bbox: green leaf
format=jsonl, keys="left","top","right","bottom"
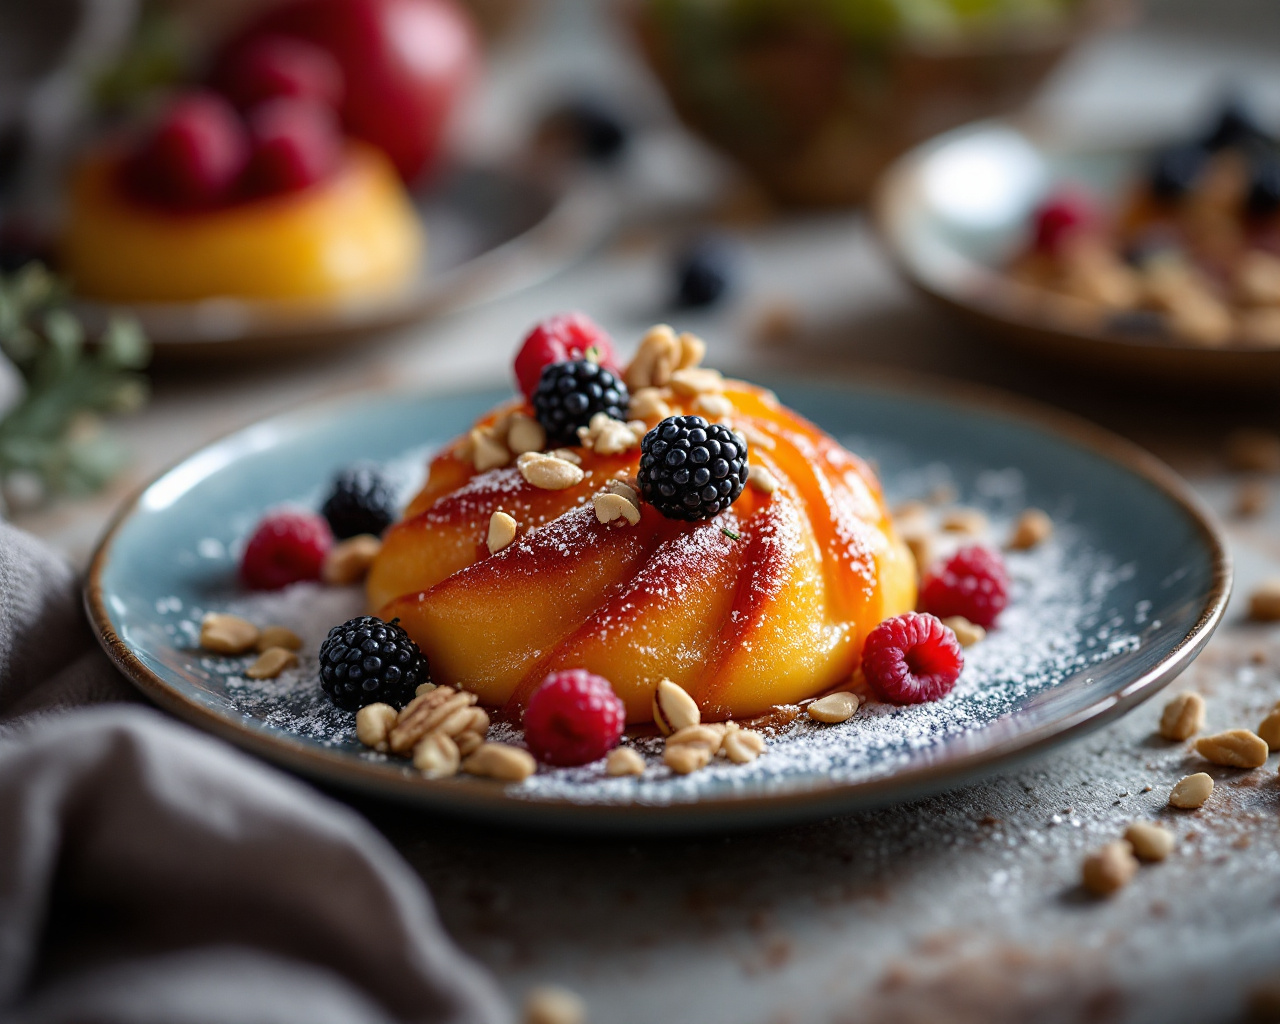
{"left": 101, "top": 316, "right": 151, "bottom": 369}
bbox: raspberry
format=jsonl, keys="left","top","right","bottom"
{"left": 241, "top": 510, "right": 333, "bottom": 590}
{"left": 216, "top": 34, "right": 345, "bottom": 111}
{"left": 920, "top": 545, "right": 1010, "bottom": 629}
{"left": 862, "top": 612, "right": 963, "bottom": 705}
{"left": 124, "top": 91, "right": 250, "bottom": 209}
{"left": 514, "top": 312, "right": 619, "bottom": 401}
{"left": 245, "top": 96, "right": 342, "bottom": 195}
{"left": 1031, "top": 190, "right": 1095, "bottom": 255}
{"left": 523, "top": 669, "right": 626, "bottom": 766}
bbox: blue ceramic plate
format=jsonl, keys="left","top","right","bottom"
{"left": 874, "top": 118, "right": 1280, "bottom": 386}
{"left": 86, "top": 375, "right": 1229, "bottom": 832}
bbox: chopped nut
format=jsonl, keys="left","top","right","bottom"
{"left": 355, "top": 702, "right": 398, "bottom": 751}
{"left": 413, "top": 731, "right": 461, "bottom": 778}
{"left": 548, "top": 448, "right": 582, "bottom": 465}
{"left": 666, "top": 723, "right": 725, "bottom": 754}
{"left": 808, "top": 691, "right": 859, "bottom": 724}
{"left": 1195, "top": 729, "right": 1269, "bottom": 768}
{"left": 1235, "top": 249, "right": 1280, "bottom": 305}
{"left": 940, "top": 507, "right": 988, "bottom": 536}
{"left": 415, "top": 682, "right": 437, "bottom": 697}
{"left": 1158, "top": 692, "right": 1205, "bottom": 741}
{"left": 1250, "top": 580, "right": 1280, "bottom": 621}
{"left": 1169, "top": 772, "right": 1214, "bottom": 809}
{"left": 669, "top": 367, "right": 724, "bottom": 397}
{"left": 487, "top": 510, "right": 518, "bottom": 554}
{"left": 734, "top": 422, "right": 774, "bottom": 451}
{"left": 901, "top": 528, "right": 933, "bottom": 578}
{"left": 455, "top": 731, "right": 485, "bottom": 757}
{"left": 523, "top": 984, "right": 586, "bottom": 1024}
{"left": 692, "top": 392, "right": 733, "bottom": 419}
{"left": 747, "top": 464, "right": 778, "bottom": 494}
{"left": 517, "top": 451, "right": 585, "bottom": 490}
{"left": 1235, "top": 479, "right": 1269, "bottom": 518}
{"left": 389, "top": 688, "right": 477, "bottom": 754}
{"left": 322, "top": 534, "right": 382, "bottom": 585}
{"left": 664, "top": 741, "right": 712, "bottom": 775}
{"left": 506, "top": 414, "right": 546, "bottom": 455}
{"left": 604, "top": 478, "right": 640, "bottom": 505}
{"left": 1124, "top": 821, "right": 1175, "bottom": 862}
{"left": 1008, "top": 508, "right": 1053, "bottom": 550}
{"left": 593, "top": 491, "right": 641, "bottom": 526}
{"left": 256, "top": 625, "right": 302, "bottom": 653}
{"left": 200, "top": 613, "right": 260, "bottom": 655}
{"left": 723, "top": 727, "right": 765, "bottom": 764}
{"left": 937, "top": 616, "right": 982, "bottom": 647}
{"left": 246, "top": 645, "right": 298, "bottom": 679}
{"left": 1081, "top": 841, "right": 1138, "bottom": 896}
{"left": 676, "top": 331, "right": 706, "bottom": 369}
{"left": 629, "top": 386, "right": 673, "bottom": 422}
{"left": 605, "top": 747, "right": 646, "bottom": 776}
{"left": 1257, "top": 709, "right": 1280, "bottom": 750}
{"left": 652, "top": 678, "right": 700, "bottom": 735}
{"left": 625, "top": 325, "right": 681, "bottom": 391}
{"left": 469, "top": 425, "right": 511, "bottom": 472}
{"left": 577, "top": 412, "right": 641, "bottom": 455}
{"left": 463, "top": 742, "right": 537, "bottom": 781}
{"left": 1226, "top": 429, "right": 1280, "bottom": 473}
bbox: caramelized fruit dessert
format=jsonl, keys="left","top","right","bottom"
{"left": 365, "top": 315, "right": 919, "bottom": 724}
{"left": 1006, "top": 98, "right": 1280, "bottom": 347}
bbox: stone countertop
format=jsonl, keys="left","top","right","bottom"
{"left": 20, "top": 4, "right": 1280, "bottom": 1021}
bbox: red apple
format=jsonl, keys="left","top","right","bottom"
{"left": 222, "top": 0, "right": 478, "bottom": 184}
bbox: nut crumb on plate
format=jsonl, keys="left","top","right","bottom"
{"left": 940, "top": 506, "right": 988, "bottom": 535}
{"left": 1082, "top": 841, "right": 1138, "bottom": 896}
{"left": 246, "top": 646, "right": 298, "bottom": 680}
{"left": 1158, "top": 692, "right": 1205, "bottom": 741}
{"left": 413, "top": 731, "right": 461, "bottom": 778}
{"left": 1195, "top": 729, "right": 1269, "bottom": 768}
{"left": 807, "top": 691, "right": 860, "bottom": 724}
{"left": 199, "top": 612, "right": 259, "bottom": 655}
{"left": 652, "top": 678, "right": 700, "bottom": 735}
{"left": 605, "top": 747, "right": 645, "bottom": 776}
{"left": 463, "top": 742, "right": 537, "bottom": 781}
{"left": 942, "top": 616, "right": 985, "bottom": 647}
{"left": 322, "top": 534, "right": 382, "bottom": 585}
{"left": 256, "top": 625, "right": 302, "bottom": 652}
{"left": 356, "top": 703, "right": 398, "bottom": 751}
{"left": 1169, "top": 772, "right": 1214, "bottom": 809}
{"left": 1008, "top": 508, "right": 1053, "bottom": 550}
{"left": 664, "top": 741, "right": 712, "bottom": 775}
{"left": 723, "top": 726, "right": 765, "bottom": 764}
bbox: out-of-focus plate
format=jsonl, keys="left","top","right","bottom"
{"left": 74, "top": 165, "right": 612, "bottom": 360}
{"left": 875, "top": 118, "right": 1280, "bottom": 387}
{"left": 86, "top": 374, "right": 1229, "bottom": 832}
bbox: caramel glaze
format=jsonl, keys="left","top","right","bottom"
{"left": 369, "top": 380, "right": 917, "bottom": 724}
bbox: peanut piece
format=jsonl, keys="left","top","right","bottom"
{"left": 676, "top": 331, "right": 706, "bottom": 369}
{"left": 693, "top": 392, "right": 733, "bottom": 419}
{"left": 1081, "top": 841, "right": 1138, "bottom": 896}
{"left": 940, "top": 507, "right": 988, "bottom": 536}
{"left": 652, "top": 678, "right": 700, "bottom": 735}
{"left": 413, "top": 731, "right": 461, "bottom": 778}
{"left": 1250, "top": 579, "right": 1280, "bottom": 622}
{"left": 524, "top": 985, "right": 586, "bottom": 1024}
{"left": 808, "top": 691, "right": 859, "bottom": 724}
{"left": 577, "top": 412, "right": 641, "bottom": 455}
{"left": 1195, "top": 729, "right": 1269, "bottom": 768}
{"left": 1169, "top": 772, "right": 1214, "bottom": 809}
{"left": 415, "top": 682, "right": 437, "bottom": 697}
{"left": 668, "top": 367, "right": 724, "bottom": 397}
{"left": 322, "top": 534, "right": 382, "bottom": 585}
{"left": 199, "top": 613, "right": 259, "bottom": 655}
{"left": 593, "top": 491, "right": 641, "bottom": 526}
{"left": 1008, "top": 508, "right": 1053, "bottom": 550}
{"left": 506, "top": 414, "right": 546, "bottom": 455}
{"left": 487, "top": 511, "right": 518, "bottom": 554}
{"left": 1257, "top": 709, "right": 1280, "bottom": 750}
{"left": 629, "top": 387, "right": 672, "bottom": 422}
{"left": 517, "top": 452, "right": 585, "bottom": 490}
{"left": 942, "top": 616, "right": 985, "bottom": 647}
{"left": 469, "top": 426, "right": 510, "bottom": 472}
{"left": 723, "top": 727, "right": 765, "bottom": 764}
{"left": 747, "top": 465, "right": 778, "bottom": 494}
{"left": 463, "top": 742, "right": 536, "bottom": 781}
{"left": 1158, "top": 692, "right": 1205, "bottom": 741}
{"left": 664, "top": 742, "right": 712, "bottom": 775}
{"left": 256, "top": 625, "right": 302, "bottom": 653}
{"left": 246, "top": 645, "right": 298, "bottom": 679}
{"left": 604, "top": 478, "right": 640, "bottom": 505}
{"left": 666, "top": 723, "right": 725, "bottom": 755}
{"left": 355, "top": 702, "right": 398, "bottom": 751}
{"left": 455, "top": 731, "right": 485, "bottom": 756}
{"left": 625, "top": 324, "right": 681, "bottom": 391}
{"left": 1124, "top": 821, "right": 1175, "bottom": 862}
{"left": 605, "top": 747, "right": 646, "bottom": 777}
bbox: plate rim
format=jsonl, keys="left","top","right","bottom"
{"left": 84, "top": 369, "right": 1232, "bottom": 832}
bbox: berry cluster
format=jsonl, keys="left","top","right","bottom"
{"left": 638, "top": 415, "right": 748, "bottom": 521}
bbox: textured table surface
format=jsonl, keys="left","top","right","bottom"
{"left": 22, "top": 3, "right": 1280, "bottom": 1021}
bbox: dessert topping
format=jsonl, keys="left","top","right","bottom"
{"left": 576, "top": 411, "right": 644, "bottom": 454}
{"left": 1169, "top": 772, "right": 1214, "bottom": 809}
{"left": 390, "top": 686, "right": 478, "bottom": 754}
{"left": 605, "top": 747, "right": 646, "bottom": 776}
{"left": 629, "top": 387, "right": 673, "bottom": 423}
{"left": 321, "top": 464, "right": 395, "bottom": 539}
{"left": 514, "top": 313, "right": 619, "bottom": 401}
{"left": 468, "top": 425, "right": 511, "bottom": 472}
{"left": 241, "top": 510, "right": 333, "bottom": 591}
{"left": 723, "top": 724, "right": 766, "bottom": 764}
{"left": 920, "top": 545, "right": 1010, "bottom": 629}
{"left": 941, "top": 616, "right": 985, "bottom": 648}
{"left": 692, "top": 392, "right": 733, "bottom": 419}
{"left": 200, "top": 613, "right": 260, "bottom": 655}
{"left": 322, "top": 534, "right": 382, "bottom": 585}
{"left": 592, "top": 491, "right": 641, "bottom": 526}
{"left": 506, "top": 413, "right": 547, "bottom": 455}
{"left": 532, "top": 359, "right": 629, "bottom": 446}
{"left": 1008, "top": 508, "right": 1053, "bottom": 550}
{"left": 1124, "top": 821, "right": 1175, "bottom": 862}
{"left": 624, "top": 325, "right": 681, "bottom": 391}
{"left": 638, "top": 415, "right": 748, "bottom": 522}
{"left": 746, "top": 464, "right": 778, "bottom": 494}
{"left": 1158, "top": 692, "right": 1205, "bottom": 741}
{"left": 668, "top": 367, "right": 724, "bottom": 398}
{"left": 244, "top": 95, "right": 342, "bottom": 195}
{"left": 318, "top": 615, "right": 428, "bottom": 711}
{"left": 247, "top": 646, "right": 299, "bottom": 679}
{"left": 517, "top": 451, "right": 585, "bottom": 490}
{"left": 666, "top": 723, "right": 725, "bottom": 755}
{"left": 1081, "top": 841, "right": 1138, "bottom": 897}
{"left": 652, "top": 678, "right": 700, "bottom": 735}
{"left": 257, "top": 625, "right": 302, "bottom": 652}
{"left": 523, "top": 669, "right": 627, "bottom": 766}
{"left": 862, "top": 612, "right": 964, "bottom": 705}
{"left": 487, "top": 510, "right": 518, "bottom": 554}
{"left": 355, "top": 702, "right": 398, "bottom": 752}
{"left": 462, "top": 742, "right": 537, "bottom": 781}
{"left": 413, "top": 731, "right": 460, "bottom": 778}
{"left": 1194, "top": 729, "right": 1268, "bottom": 768}
{"left": 807, "top": 691, "right": 860, "bottom": 724}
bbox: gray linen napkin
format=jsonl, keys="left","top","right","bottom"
{"left": 0, "top": 521, "right": 510, "bottom": 1024}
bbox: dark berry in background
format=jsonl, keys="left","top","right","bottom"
{"left": 1149, "top": 144, "right": 1207, "bottom": 203}
{"left": 638, "top": 414, "right": 748, "bottom": 521}
{"left": 673, "top": 236, "right": 737, "bottom": 308}
{"left": 1247, "top": 154, "right": 1280, "bottom": 217}
{"left": 1201, "top": 95, "right": 1269, "bottom": 151}
{"left": 319, "top": 615, "right": 427, "bottom": 712}
{"left": 543, "top": 97, "right": 629, "bottom": 163}
{"left": 533, "top": 359, "right": 629, "bottom": 446}
{"left": 321, "top": 464, "right": 395, "bottom": 539}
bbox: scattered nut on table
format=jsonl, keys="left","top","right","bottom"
{"left": 1194, "top": 729, "right": 1269, "bottom": 768}
{"left": 605, "top": 747, "right": 645, "bottom": 777}
{"left": 463, "top": 742, "right": 537, "bottom": 781}
{"left": 1169, "top": 772, "right": 1214, "bottom": 809}
{"left": 1256, "top": 706, "right": 1280, "bottom": 749}
{"left": 1124, "top": 821, "right": 1175, "bottom": 862}
{"left": 523, "top": 984, "right": 586, "bottom": 1024}
{"left": 1082, "top": 841, "right": 1139, "bottom": 896}
{"left": 1158, "top": 692, "right": 1206, "bottom": 741}
{"left": 1249, "top": 580, "right": 1280, "bottom": 621}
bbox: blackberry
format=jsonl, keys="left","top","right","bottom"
{"left": 532, "top": 359, "right": 629, "bottom": 446}
{"left": 551, "top": 97, "right": 628, "bottom": 163}
{"left": 1201, "top": 96, "right": 1267, "bottom": 151}
{"left": 1149, "top": 144, "right": 1206, "bottom": 203}
{"left": 318, "top": 615, "right": 427, "bottom": 712}
{"left": 638, "top": 414, "right": 748, "bottom": 521}
{"left": 321, "top": 464, "right": 395, "bottom": 539}
{"left": 673, "top": 237, "right": 736, "bottom": 308}
{"left": 1247, "top": 154, "right": 1280, "bottom": 217}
